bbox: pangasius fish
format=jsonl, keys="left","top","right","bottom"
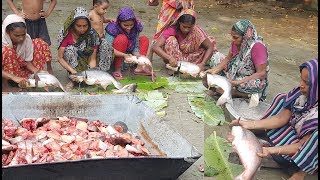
{"left": 165, "top": 61, "right": 200, "bottom": 78}
{"left": 125, "top": 56, "right": 155, "bottom": 82}
{"left": 22, "top": 71, "right": 66, "bottom": 92}
{"left": 229, "top": 126, "right": 262, "bottom": 180}
{"left": 206, "top": 73, "right": 232, "bottom": 106}
{"left": 69, "top": 68, "right": 123, "bottom": 90}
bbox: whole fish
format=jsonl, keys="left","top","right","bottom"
{"left": 206, "top": 74, "right": 232, "bottom": 106}
{"left": 125, "top": 56, "right": 155, "bottom": 82}
{"left": 166, "top": 61, "right": 200, "bottom": 78}
{"left": 230, "top": 126, "right": 262, "bottom": 180}
{"left": 112, "top": 83, "right": 138, "bottom": 94}
{"left": 69, "top": 69, "right": 123, "bottom": 90}
{"left": 22, "top": 71, "right": 66, "bottom": 92}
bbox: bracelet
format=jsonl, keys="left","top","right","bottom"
{"left": 277, "top": 147, "right": 282, "bottom": 155}
{"left": 253, "top": 121, "right": 256, "bottom": 129}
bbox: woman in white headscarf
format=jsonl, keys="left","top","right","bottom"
{"left": 2, "top": 14, "right": 52, "bottom": 90}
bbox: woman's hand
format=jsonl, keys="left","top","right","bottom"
{"left": 124, "top": 54, "right": 134, "bottom": 63}
{"left": 168, "top": 57, "right": 178, "bottom": 67}
{"left": 204, "top": 67, "right": 220, "bottom": 75}
{"left": 257, "top": 147, "right": 272, "bottom": 158}
{"left": 12, "top": 76, "right": 28, "bottom": 88}
{"left": 229, "top": 80, "right": 242, "bottom": 87}
{"left": 70, "top": 69, "right": 77, "bottom": 75}
{"left": 229, "top": 119, "right": 255, "bottom": 129}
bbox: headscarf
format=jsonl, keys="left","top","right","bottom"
{"left": 57, "top": 7, "right": 99, "bottom": 49}
{"left": 2, "top": 14, "right": 34, "bottom": 62}
{"left": 284, "top": 58, "right": 318, "bottom": 112}
{"left": 105, "top": 6, "right": 143, "bottom": 52}
{"left": 171, "top": 8, "right": 197, "bottom": 26}
{"left": 228, "top": 19, "right": 264, "bottom": 80}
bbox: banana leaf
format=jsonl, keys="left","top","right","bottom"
{"left": 204, "top": 131, "right": 243, "bottom": 179}
{"left": 138, "top": 90, "right": 168, "bottom": 112}
{"left": 166, "top": 77, "right": 206, "bottom": 93}
{"left": 187, "top": 94, "right": 225, "bottom": 126}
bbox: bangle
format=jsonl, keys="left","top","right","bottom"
{"left": 253, "top": 121, "right": 256, "bottom": 129}
{"left": 277, "top": 147, "right": 282, "bottom": 155}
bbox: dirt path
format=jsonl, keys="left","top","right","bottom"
{"left": 2, "top": 0, "right": 318, "bottom": 179}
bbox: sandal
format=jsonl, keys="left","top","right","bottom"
{"left": 147, "top": 0, "right": 159, "bottom": 6}
{"left": 112, "top": 72, "right": 124, "bottom": 80}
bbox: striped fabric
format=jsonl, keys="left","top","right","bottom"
{"left": 261, "top": 59, "right": 318, "bottom": 174}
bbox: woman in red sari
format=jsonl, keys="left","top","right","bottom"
{"left": 2, "top": 14, "right": 52, "bottom": 91}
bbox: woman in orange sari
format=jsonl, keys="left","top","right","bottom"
{"left": 151, "top": 9, "right": 217, "bottom": 71}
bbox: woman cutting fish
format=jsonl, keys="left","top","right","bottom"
{"left": 57, "top": 7, "right": 113, "bottom": 90}
{"left": 2, "top": 14, "right": 52, "bottom": 91}
{"left": 230, "top": 58, "right": 318, "bottom": 180}
{"left": 151, "top": 9, "right": 217, "bottom": 72}
{"left": 204, "top": 19, "right": 269, "bottom": 101}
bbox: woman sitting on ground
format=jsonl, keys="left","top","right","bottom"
{"left": 231, "top": 58, "right": 318, "bottom": 180}
{"left": 204, "top": 19, "right": 269, "bottom": 101}
{"left": 57, "top": 7, "right": 114, "bottom": 90}
{"left": 151, "top": 9, "right": 217, "bottom": 72}
{"left": 105, "top": 6, "right": 151, "bottom": 80}
{"left": 2, "top": 14, "right": 52, "bottom": 91}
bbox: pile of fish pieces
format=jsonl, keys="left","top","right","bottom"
{"left": 2, "top": 117, "right": 151, "bottom": 167}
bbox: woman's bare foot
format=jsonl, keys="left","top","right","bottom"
{"left": 288, "top": 170, "right": 307, "bottom": 180}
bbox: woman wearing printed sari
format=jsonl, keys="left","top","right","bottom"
{"left": 147, "top": 0, "right": 195, "bottom": 61}
{"left": 151, "top": 9, "right": 217, "bottom": 71}
{"left": 57, "top": 7, "right": 113, "bottom": 89}
{"left": 204, "top": 19, "right": 269, "bottom": 101}
{"left": 2, "top": 14, "right": 52, "bottom": 91}
{"left": 230, "top": 58, "right": 318, "bottom": 180}
{"left": 150, "top": 0, "right": 194, "bottom": 41}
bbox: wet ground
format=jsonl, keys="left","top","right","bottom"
{"left": 2, "top": 0, "right": 318, "bottom": 179}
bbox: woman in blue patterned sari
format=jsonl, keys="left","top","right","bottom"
{"left": 231, "top": 58, "right": 318, "bottom": 180}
